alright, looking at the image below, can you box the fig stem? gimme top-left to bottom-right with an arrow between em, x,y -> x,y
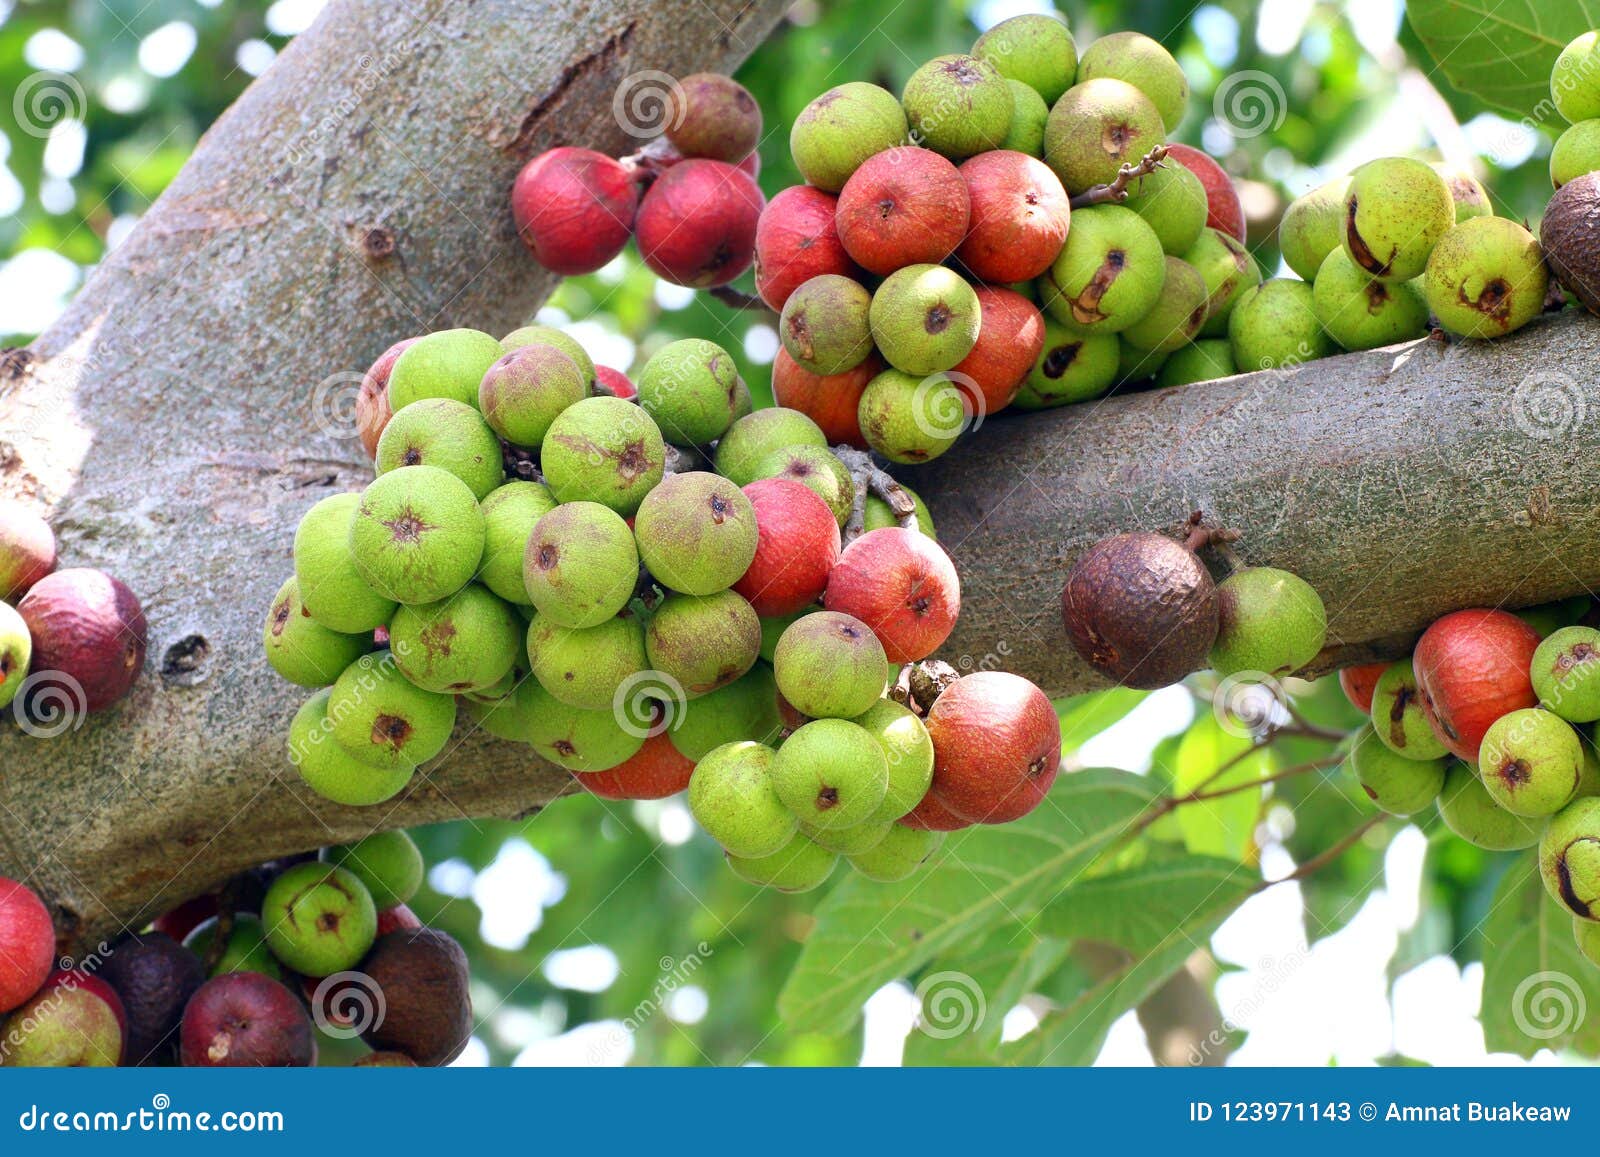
705,285 -> 772,312
906,659 -> 960,713
203,878 -> 243,974
1163,754 -> 1342,810
1067,143 -> 1171,210
833,445 -> 915,544
1257,816 -> 1383,892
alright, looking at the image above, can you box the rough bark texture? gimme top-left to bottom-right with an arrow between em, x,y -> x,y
0,0 -> 790,953
921,314 -> 1600,694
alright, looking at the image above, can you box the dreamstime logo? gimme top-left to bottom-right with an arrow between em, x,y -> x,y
613,669 -> 687,738
309,370 -> 367,440
613,70 -> 684,139
913,970 -> 986,1039
12,671 -> 88,739
1212,671 -> 1285,739
1213,70 -> 1286,140
1512,371 -> 1587,441
911,371 -> 982,446
310,971 -> 387,1039
1511,970 -> 1586,1040
13,71 -> 86,138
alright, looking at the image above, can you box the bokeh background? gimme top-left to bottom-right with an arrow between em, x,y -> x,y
0,0 -> 1571,1065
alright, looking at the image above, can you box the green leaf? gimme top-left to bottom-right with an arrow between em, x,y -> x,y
901,922 -> 1070,1066
1407,0 -> 1600,120
1480,851 -> 1600,1058
1000,859 -> 1257,1065
777,769 -> 1160,1034
1169,714 -> 1271,862
1056,688 -> 1147,753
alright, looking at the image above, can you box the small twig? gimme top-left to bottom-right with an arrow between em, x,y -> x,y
203,878 -> 243,974
662,443 -> 701,476
1067,144 -> 1170,210
706,285 -> 772,313
1257,816 -> 1382,892
500,439 -> 543,484
1282,704 -> 1348,742
618,137 -> 679,187
832,444 -> 915,543
887,664 -> 915,711
1163,756 -> 1342,811
907,660 -> 960,713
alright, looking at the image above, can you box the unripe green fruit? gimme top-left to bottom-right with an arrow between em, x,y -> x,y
771,717 -> 889,831
1436,762 -> 1543,851
288,689 -> 414,806
1342,157 -> 1454,282
387,328 -> 504,409
1156,339 -> 1235,387
1117,340 -> 1169,385
1279,176 -> 1351,281
857,368 -> 965,464
1343,725 -> 1447,815
869,265 -> 981,375
849,825 -> 943,882
264,575 -> 371,688
633,471 -> 759,595
1040,204 -> 1165,334
522,679 -> 645,772
773,611 -> 887,719
780,274 -> 874,375
477,481 -> 557,606
540,396 -> 665,515
1184,227 -> 1261,338
713,408 -> 828,487
1228,279 -> 1332,371
477,343 -> 586,448
902,54 -> 1013,160
1312,248 -> 1429,351
1552,120 -> 1600,187
1013,324 -> 1118,408
789,82 -> 909,193
1369,660 -> 1449,761
0,602 -> 29,711
1119,257 -> 1208,354
1000,80 -> 1048,156
1540,795 -> 1600,919
349,466 -> 485,605
853,698 -> 935,823
645,590 -> 761,697
972,13 -> 1079,105
687,741 -> 795,858
323,830 -> 424,911
1432,163 -> 1492,222
864,481 -> 936,538
759,609 -> 811,665
389,583 -> 522,694
1576,916 -> 1600,966
1516,595 -> 1592,638
184,914 -> 282,980
752,446 -> 854,527
726,834 -> 838,892
668,663 -> 784,762
802,820 -> 891,856
1552,32 -> 1600,124
293,492 -> 397,634
1209,566 -> 1326,677
523,500 -> 639,629
1077,30 -> 1187,131
1124,161 -> 1208,256
462,675 -> 545,744
261,863 -> 377,977
1423,216 -> 1548,339
501,324 -> 597,392
1480,707 -> 1584,818
376,398 -> 503,500
637,338 -> 742,447
1533,626 -> 1600,723
326,652 -> 457,771
525,610 -> 647,710
1044,78 -> 1164,195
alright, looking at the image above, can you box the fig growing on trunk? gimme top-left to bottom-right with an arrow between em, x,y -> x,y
1060,532 -> 1218,689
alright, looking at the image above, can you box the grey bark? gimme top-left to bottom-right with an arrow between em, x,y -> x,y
0,0 -> 790,953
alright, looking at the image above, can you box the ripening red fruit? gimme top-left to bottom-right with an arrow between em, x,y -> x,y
900,791 -> 974,832
18,568 -> 148,712
926,672 -> 1061,824
754,186 -> 860,311
511,147 -> 639,275
734,478 -> 841,616
576,732 -> 695,799
771,349 -> 876,449
1338,662 -> 1388,714
956,150 -> 1071,283
825,528 -> 960,664
635,159 -> 765,287
595,365 -> 637,400
1165,143 -> 1246,241
356,337 -> 417,458
949,285 -> 1045,416
376,904 -> 423,936
1413,608 -> 1540,761
835,147 -> 971,276
150,893 -> 219,944
0,877 -> 54,1014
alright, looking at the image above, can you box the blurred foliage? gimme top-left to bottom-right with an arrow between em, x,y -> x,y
0,0 -> 1565,1064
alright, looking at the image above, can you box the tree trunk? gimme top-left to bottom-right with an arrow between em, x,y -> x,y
0,0 -> 791,953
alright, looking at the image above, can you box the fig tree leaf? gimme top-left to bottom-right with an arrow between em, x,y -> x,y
1407,0 -> 1600,121
777,769 -> 1160,1035
1056,687 -> 1147,754
1169,714 -> 1270,862
1001,858 -> 1257,1065
1480,850 -> 1600,1058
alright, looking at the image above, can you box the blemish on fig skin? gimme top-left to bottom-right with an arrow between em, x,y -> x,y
271,600 -> 291,637
924,304 -> 952,334
1042,343 -> 1081,380
816,786 -> 840,810
372,713 -> 413,751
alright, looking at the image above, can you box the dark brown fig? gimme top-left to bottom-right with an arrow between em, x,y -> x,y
1060,531 -> 1219,689
99,931 -> 207,1066
358,928 -> 471,1067
1540,170 -> 1600,314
